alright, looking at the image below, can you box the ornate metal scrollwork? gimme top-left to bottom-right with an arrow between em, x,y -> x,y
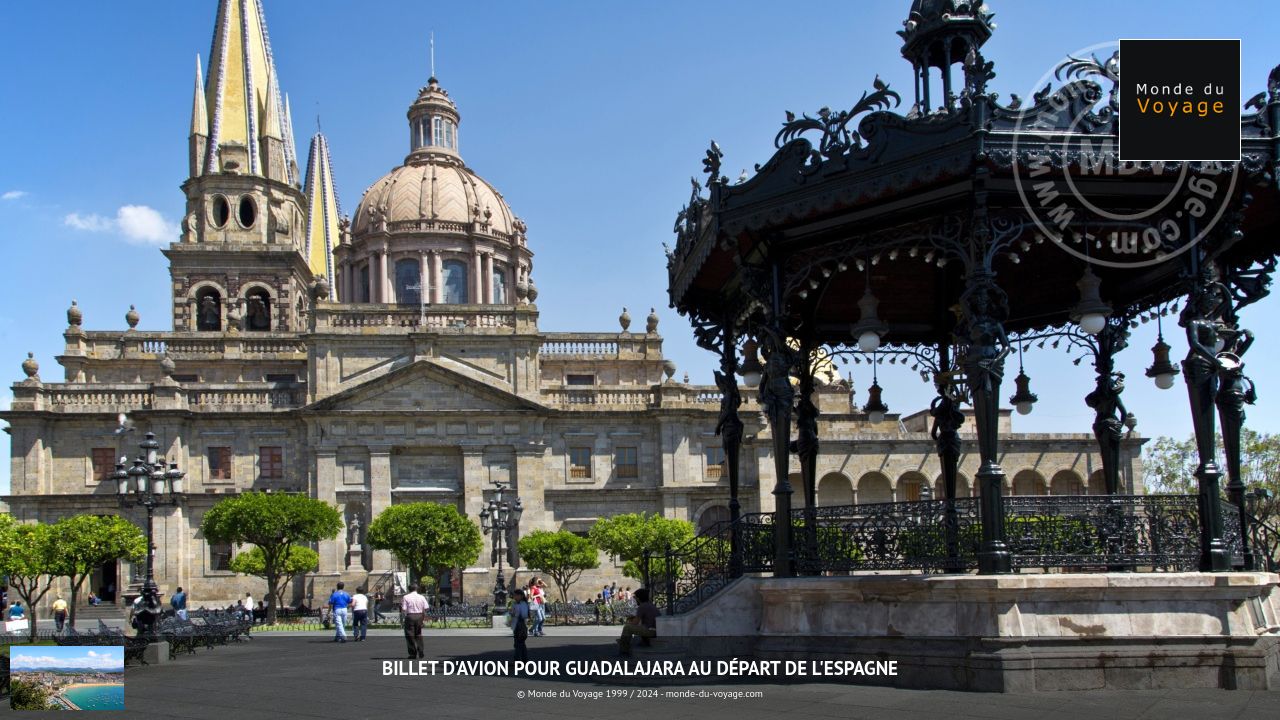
774,76 -> 902,158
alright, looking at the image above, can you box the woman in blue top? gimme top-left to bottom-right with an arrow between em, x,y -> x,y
8,601 -> 25,619
509,589 -> 530,662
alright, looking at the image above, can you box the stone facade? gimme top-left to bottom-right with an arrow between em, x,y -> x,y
0,1 -> 1144,611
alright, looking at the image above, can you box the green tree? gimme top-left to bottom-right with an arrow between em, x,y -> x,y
517,530 -> 600,602
1144,430 -> 1280,495
1145,431 -> 1280,568
229,545 -> 319,613
50,515 -> 147,628
200,492 -> 342,623
9,677 -> 59,711
0,519 -> 60,642
367,503 -> 483,594
588,512 -> 694,584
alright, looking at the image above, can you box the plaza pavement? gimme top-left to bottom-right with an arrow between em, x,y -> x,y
4,626 -> 1277,719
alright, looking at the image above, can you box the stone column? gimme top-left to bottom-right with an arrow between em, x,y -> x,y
461,446 -> 490,602
369,448 -> 393,571
386,250 -> 396,303
379,248 -> 390,303
419,251 -> 429,305
482,253 -> 494,304
473,251 -> 483,304
315,448 -> 345,574
431,252 -> 443,304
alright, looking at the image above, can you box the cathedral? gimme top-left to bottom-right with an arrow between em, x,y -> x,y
1,0 -> 1144,607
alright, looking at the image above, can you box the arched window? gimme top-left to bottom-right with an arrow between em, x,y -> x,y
395,258 -> 422,306
442,259 -> 468,304
358,263 -> 371,303
1052,471 -> 1086,496
1012,470 -> 1047,496
492,265 -> 507,304
244,288 -> 272,332
856,472 -> 893,504
898,471 -> 929,502
697,506 -> 731,534
195,287 -> 222,331
444,119 -> 456,150
432,116 -> 443,148
817,473 -> 854,506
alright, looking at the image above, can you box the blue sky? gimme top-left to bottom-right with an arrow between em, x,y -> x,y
10,646 -> 124,671
2,1 -> 1279,494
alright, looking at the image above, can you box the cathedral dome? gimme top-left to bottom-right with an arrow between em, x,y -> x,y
351,77 -> 525,244
352,158 -> 520,240
335,76 -> 533,306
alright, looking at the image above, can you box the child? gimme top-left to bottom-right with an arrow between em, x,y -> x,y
509,589 -> 530,661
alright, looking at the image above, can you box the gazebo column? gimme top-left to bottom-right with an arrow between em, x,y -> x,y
1087,319 -> 1130,495
962,269 -> 1011,574
930,345 -> 965,572
1216,283 -> 1257,569
711,324 -> 745,578
793,339 -> 820,575
759,327 -> 795,578
1181,259 -> 1231,572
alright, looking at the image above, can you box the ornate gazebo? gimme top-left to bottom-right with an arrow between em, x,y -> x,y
660,4 -> 1280,683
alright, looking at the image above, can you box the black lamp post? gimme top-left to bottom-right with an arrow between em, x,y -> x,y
109,431 -> 184,636
478,480 -> 522,607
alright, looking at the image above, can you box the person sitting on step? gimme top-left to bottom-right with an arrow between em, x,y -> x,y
617,588 -> 658,655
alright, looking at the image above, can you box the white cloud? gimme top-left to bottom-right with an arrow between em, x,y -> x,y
1,190 -> 27,200
11,648 -> 123,670
64,205 -> 178,245
64,212 -> 114,232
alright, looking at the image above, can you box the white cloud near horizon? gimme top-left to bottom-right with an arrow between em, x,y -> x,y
11,648 -> 124,670
64,205 -> 178,245
1,190 -> 27,200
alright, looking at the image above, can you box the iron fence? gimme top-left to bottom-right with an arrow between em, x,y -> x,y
656,493 -> 1255,614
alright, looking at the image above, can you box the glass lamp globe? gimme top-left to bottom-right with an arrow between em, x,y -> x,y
1078,313 -> 1107,335
1154,372 -> 1176,390
868,410 -> 885,423
858,331 -> 881,353
1015,400 -> 1034,415
742,369 -> 762,386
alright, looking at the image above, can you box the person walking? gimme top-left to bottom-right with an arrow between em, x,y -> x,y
329,582 -> 352,643
52,596 -> 69,632
527,578 -> 547,637
241,593 -> 254,622
400,583 -> 428,659
509,589 -> 530,662
351,586 -> 369,642
170,587 -> 188,621
371,591 -> 386,623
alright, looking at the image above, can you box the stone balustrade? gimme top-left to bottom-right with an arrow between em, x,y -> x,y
540,340 -> 621,357
314,304 -> 522,332
540,383 -> 754,411
10,382 -> 304,413
65,331 -> 307,360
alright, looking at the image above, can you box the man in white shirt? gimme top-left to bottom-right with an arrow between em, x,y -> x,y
351,587 -> 370,642
241,593 -> 254,622
400,584 -> 429,659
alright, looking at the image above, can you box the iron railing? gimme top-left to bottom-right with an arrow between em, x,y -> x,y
1245,512 -> 1280,572
656,494 -> 1253,614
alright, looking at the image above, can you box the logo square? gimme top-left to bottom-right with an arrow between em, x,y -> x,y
1119,39 -> 1240,161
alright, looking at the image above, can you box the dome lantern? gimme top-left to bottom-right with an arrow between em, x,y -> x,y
407,76 -> 461,162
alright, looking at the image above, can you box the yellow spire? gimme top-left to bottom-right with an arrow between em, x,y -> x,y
202,0 -> 294,183
304,132 -> 341,297
191,55 -> 208,138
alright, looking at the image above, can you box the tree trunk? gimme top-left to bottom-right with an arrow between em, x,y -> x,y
68,574 -> 87,628
264,570 -> 278,624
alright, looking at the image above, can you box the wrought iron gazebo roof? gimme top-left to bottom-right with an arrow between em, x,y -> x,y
667,7 -> 1280,345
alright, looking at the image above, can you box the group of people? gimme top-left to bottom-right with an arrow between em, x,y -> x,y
506,581 -> 658,659
597,583 -> 634,603
326,582 -> 374,643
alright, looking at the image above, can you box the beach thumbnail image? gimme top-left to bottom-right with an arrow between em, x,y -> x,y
8,645 -> 124,711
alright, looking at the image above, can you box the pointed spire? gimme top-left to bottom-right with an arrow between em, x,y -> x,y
191,55 -> 208,138
304,132 -> 342,298
262,71 -> 282,140
201,0 -> 290,179
282,93 -> 299,186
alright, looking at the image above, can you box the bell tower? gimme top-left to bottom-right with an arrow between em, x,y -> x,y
167,0 -> 311,333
